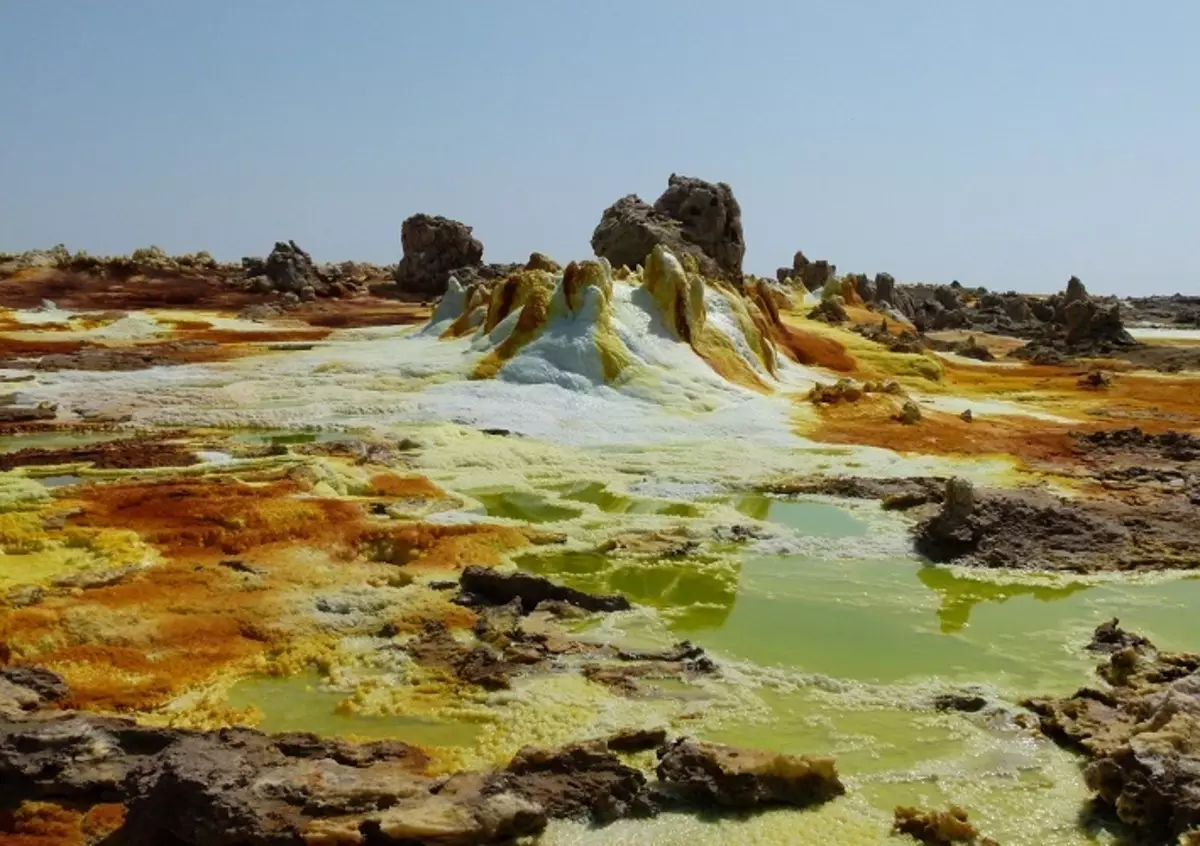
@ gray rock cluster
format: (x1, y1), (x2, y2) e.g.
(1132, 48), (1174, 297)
(591, 174), (745, 281)
(238, 241), (380, 300)
(777, 252), (836, 292)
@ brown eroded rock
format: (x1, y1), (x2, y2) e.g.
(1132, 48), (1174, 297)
(1024, 621), (1200, 842)
(892, 804), (997, 844)
(655, 738), (845, 809)
(263, 239), (322, 294)
(914, 478), (1200, 573)
(0, 701), (851, 843)
(499, 740), (652, 823)
(394, 213), (486, 296)
(591, 174), (744, 282)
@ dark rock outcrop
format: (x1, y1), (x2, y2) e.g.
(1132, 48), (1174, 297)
(914, 478), (1200, 572)
(1, 702), (847, 843)
(0, 667), (69, 706)
(1014, 276), (1136, 361)
(592, 174), (744, 281)
(778, 251), (837, 292)
(1024, 621), (1200, 842)
(655, 738), (845, 809)
(394, 213), (485, 295)
(500, 741), (652, 823)
(263, 240), (321, 295)
(457, 565), (631, 614)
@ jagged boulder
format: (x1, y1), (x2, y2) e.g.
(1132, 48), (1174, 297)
(656, 739), (844, 809)
(592, 174), (744, 281)
(394, 214), (485, 296)
(264, 240), (322, 295)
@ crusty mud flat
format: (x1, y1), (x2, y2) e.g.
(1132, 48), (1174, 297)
(2, 182), (1200, 845)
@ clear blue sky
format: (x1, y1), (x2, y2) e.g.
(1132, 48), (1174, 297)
(2, 1), (1197, 295)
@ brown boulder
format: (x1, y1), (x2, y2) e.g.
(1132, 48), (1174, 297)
(655, 738), (844, 809)
(591, 174), (744, 281)
(394, 213), (485, 295)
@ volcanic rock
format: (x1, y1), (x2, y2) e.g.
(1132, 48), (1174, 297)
(1024, 621), (1200, 841)
(655, 738), (845, 809)
(394, 213), (485, 296)
(592, 174), (744, 281)
(500, 741), (651, 822)
(457, 565), (631, 614)
(914, 479), (1200, 572)
(0, 667), (69, 708)
(264, 240), (321, 294)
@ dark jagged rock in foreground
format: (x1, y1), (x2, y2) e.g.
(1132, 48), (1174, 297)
(1024, 621), (1200, 843)
(457, 564), (632, 614)
(914, 478), (1200, 572)
(0, 667), (846, 845)
(592, 173), (745, 282)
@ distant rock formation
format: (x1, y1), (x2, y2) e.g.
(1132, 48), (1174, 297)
(777, 252), (836, 293)
(591, 174), (745, 282)
(263, 240), (320, 295)
(393, 214), (486, 296)
(1013, 276), (1135, 361)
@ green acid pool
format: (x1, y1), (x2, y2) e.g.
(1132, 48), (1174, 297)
(223, 494), (1200, 844)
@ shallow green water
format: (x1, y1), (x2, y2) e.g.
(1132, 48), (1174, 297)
(225, 673), (481, 746)
(224, 493), (1200, 844)
(228, 429), (346, 446)
(731, 493), (870, 537)
(520, 496), (1200, 696)
(0, 431), (122, 453)
(472, 489), (583, 523)
(554, 481), (701, 517)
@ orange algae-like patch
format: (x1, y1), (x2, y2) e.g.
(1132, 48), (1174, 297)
(358, 522), (531, 571)
(802, 397), (1083, 468)
(0, 803), (125, 846)
(747, 285), (856, 373)
(0, 467), (532, 710)
(1, 559), (285, 710)
(0, 336), (85, 357)
(776, 323), (856, 372)
(158, 318), (214, 331)
(66, 477), (364, 557)
(366, 473), (447, 499)
(80, 805), (125, 841)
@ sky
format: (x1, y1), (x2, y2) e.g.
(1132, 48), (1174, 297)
(1, 2), (1198, 296)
